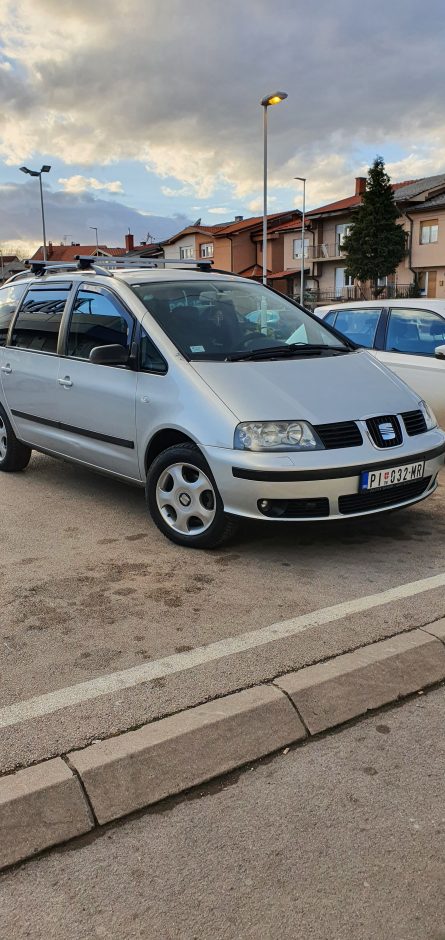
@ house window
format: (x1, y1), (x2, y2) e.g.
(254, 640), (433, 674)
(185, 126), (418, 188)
(420, 220), (438, 244)
(336, 223), (352, 253)
(292, 237), (309, 259)
(179, 246), (194, 259)
(200, 243), (214, 258)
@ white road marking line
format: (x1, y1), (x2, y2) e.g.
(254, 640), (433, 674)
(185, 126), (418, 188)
(2, 572), (445, 730)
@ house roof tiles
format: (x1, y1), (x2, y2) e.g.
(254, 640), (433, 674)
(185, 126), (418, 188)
(30, 245), (126, 262)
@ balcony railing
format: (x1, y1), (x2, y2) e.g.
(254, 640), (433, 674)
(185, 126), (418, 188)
(297, 284), (414, 309)
(293, 242), (345, 261)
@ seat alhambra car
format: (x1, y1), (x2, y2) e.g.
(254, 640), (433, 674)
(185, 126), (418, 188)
(0, 259), (444, 548)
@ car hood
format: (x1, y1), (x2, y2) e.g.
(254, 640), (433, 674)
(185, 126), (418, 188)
(191, 350), (419, 423)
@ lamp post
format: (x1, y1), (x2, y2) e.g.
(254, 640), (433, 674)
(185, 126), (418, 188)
(294, 177), (306, 304)
(261, 92), (288, 286)
(19, 165), (51, 261)
(89, 226), (99, 252)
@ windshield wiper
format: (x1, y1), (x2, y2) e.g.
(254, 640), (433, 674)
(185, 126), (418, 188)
(225, 343), (348, 362)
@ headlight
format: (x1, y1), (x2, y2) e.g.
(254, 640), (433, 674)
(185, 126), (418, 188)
(419, 400), (437, 430)
(234, 421), (322, 451)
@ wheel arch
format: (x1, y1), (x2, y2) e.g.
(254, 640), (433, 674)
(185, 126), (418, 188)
(144, 428), (199, 474)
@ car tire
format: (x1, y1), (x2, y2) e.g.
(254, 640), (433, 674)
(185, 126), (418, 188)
(146, 442), (238, 549)
(0, 404), (32, 472)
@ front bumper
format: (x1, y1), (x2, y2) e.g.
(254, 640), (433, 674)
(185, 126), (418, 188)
(203, 430), (445, 521)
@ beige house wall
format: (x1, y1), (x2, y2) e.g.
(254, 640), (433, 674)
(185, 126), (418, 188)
(163, 234), (197, 260)
(213, 238), (232, 270)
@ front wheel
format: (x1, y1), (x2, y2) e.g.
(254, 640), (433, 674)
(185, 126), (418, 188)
(146, 443), (238, 548)
(0, 404), (32, 472)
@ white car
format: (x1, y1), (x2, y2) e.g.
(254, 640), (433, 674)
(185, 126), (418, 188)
(315, 299), (445, 427)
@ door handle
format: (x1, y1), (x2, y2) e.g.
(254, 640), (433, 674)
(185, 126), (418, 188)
(1, 364), (12, 374)
(58, 376), (73, 388)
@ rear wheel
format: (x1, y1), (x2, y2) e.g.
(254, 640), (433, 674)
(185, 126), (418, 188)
(146, 442), (238, 548)
(0, 404), (32, 472)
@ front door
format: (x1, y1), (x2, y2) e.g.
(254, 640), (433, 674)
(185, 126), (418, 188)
(56, 284), (140, 479)
(1, 283), (71, 450)
(376, 305), (445, 427)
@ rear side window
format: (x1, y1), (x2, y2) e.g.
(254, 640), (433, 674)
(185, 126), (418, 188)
(332, 308), (382, 348)
(324, 311), (337, 326)
(386, 307), (445, 356)
(0, 283), (26, 345)
(11, 286), (71, 353)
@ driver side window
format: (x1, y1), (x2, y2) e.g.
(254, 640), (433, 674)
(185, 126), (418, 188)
(67, 289), (134, 360)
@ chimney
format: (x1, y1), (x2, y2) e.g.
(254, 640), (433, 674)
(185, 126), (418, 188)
(47, 241), (53, 258)
(234, 215), (243, 222)
(355, 177), (366, 196)
(125, 232), (134, 252)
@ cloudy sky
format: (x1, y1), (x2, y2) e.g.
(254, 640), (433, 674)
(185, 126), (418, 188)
(1, 0), (445, 254)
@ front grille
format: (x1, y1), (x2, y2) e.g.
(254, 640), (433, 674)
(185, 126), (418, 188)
(366, 415), (403, 448)
(258, 497), (330, 518)
(338, 477), (432, 515)
(314, 421), (363, 449)
(402, 409), (427, 436)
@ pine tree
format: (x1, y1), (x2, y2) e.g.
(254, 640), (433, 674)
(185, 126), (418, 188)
(341, 157), (407, 299)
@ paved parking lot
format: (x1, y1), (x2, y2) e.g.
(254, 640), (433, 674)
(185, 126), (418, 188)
(1, 452), (445, 772)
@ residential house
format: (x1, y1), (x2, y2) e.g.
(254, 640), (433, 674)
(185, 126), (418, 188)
(30, 242), (127, 262)
(162, 210), (301, 277)
(395, 175), (445, 299)
(0, 254), (27, 284)
(272, 174), (445, 302)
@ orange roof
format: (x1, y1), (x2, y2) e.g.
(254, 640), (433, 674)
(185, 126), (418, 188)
(30, 245), (126, 261)
(238, 263), (271, 278)
(164, 224), (229, 245)
(213, 211), (299, 237)
(273, 179), (422, 233)
(268, 268), (302, 280)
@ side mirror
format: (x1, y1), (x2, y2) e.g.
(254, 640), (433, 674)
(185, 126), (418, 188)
(89, 344), (129, 366)
(435, 344), (445, 360)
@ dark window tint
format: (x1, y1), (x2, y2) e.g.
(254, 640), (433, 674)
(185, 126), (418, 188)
(67, 289), (134, 360)
(140, 328), (167, 373)
(11, 287), (70, 352)
(386, 307), (445, 356)
(332, 308), (382, 348)
(0, 284), (26, 345)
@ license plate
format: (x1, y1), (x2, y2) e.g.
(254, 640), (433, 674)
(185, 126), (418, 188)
(360, 461), (425, 491)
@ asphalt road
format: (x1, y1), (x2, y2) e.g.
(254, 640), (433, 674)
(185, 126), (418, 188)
(2, 686), (444, 940)
(1, 453), (445, 772)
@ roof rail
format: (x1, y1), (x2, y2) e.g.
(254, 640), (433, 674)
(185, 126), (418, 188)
(76, 255), (214, 272)
(5, 255), (216, 285)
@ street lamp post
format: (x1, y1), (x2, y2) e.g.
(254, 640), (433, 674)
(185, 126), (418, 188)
(261, 92), (288, 286)
(89, 226), (99, 252)
(294, 177), (306, 305)
(19, 165), (51, 261)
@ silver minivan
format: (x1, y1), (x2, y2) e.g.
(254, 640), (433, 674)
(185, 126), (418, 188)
(0, 260), (444, 548)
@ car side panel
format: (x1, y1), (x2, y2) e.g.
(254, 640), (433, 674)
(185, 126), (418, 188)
(372, 349), (445, 427)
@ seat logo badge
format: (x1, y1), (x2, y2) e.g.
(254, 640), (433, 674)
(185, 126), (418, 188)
(379, 421), (396, 440)
(179, 492), (192, 507)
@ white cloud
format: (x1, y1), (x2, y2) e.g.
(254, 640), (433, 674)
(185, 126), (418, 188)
(207, 207), (230, 215)
(58, 175), (123, 194)
(1, 0), (445, 211)
(161, 185), (192, 197)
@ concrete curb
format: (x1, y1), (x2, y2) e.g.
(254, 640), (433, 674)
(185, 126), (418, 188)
(1, 625), (445, 871)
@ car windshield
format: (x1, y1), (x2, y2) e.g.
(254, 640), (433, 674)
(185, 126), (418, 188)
(131, 280), (349, 360)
